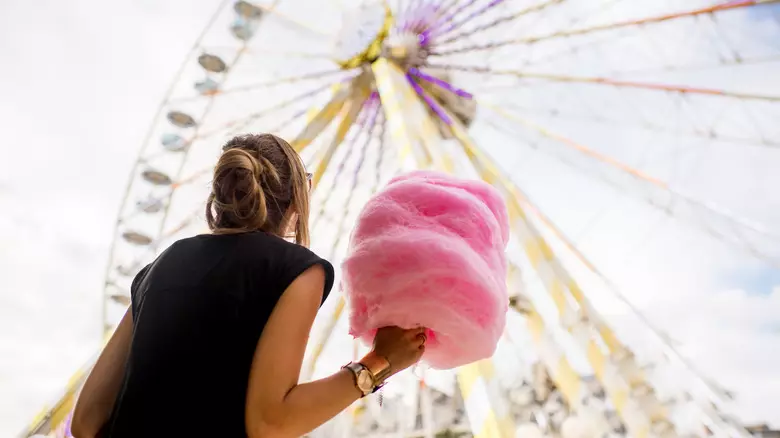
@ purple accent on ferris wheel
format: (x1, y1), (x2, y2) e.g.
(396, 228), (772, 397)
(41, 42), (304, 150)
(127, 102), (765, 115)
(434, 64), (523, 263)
(397, 0), (417, 32)
(400, 1), (423, 32)
(434, 0), (506, 38)
(401, 2), (440, 34)
(408, 68), (473, 99)
(420, 0), (480, 43)
(406, 73), (453, 125)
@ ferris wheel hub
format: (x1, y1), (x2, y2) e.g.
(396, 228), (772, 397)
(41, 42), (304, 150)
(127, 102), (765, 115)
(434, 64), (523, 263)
(384, 31), (428, 69)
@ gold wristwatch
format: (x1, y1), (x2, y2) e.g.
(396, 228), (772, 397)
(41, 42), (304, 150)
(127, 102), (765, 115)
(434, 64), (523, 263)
(343, 352), (392, 397)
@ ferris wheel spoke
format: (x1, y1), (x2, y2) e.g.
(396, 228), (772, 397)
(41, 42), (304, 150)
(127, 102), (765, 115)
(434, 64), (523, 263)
(205, 46), (338, 61)
(326, 105), (384, 259)
(433, 101), (623, 354)
(428, 0), (779, 57)
(429, 0), (565, 46)
(199, 80), (341, 139)
(497, 0), (625, 57)
(390, 90), (593, 430)
(607, 55), (780, 76)
(502, 7), (780, 76)
(253, 0), (330, 38)
(484, 104), (780, 267)
(491, 102), (780, 148)
(435, 106), (681, 437)
(310, 99), (379, 231)
(169, 68), (352, 105)
(398, 0), (428, 31)
(511, 37), (780, 75)
(502, 0), (624, 54)
(511, 189), (748, 429)
(422, 0), (512, 43)
(290, 79), (359, 153)
(310, 84), (372, 188)
(420, 0), (482, 36)
(479, 85), (776, 162)
(445, 108), (756, 437)
(414, 0), (462, 33)
(370, 113), (390, 195)
(266, 101), (325, 137)
(427, 63), (780, 102)
(470, 77), (779, 150)
(393, 0), (415, 30)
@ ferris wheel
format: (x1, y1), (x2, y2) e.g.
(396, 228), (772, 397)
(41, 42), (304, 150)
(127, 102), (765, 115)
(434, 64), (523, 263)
(23, 0), (780, 437)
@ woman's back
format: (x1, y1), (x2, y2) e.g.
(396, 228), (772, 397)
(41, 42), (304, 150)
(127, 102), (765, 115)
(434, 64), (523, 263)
(104, 231), (333, 437)
(73, 134), (424, 438)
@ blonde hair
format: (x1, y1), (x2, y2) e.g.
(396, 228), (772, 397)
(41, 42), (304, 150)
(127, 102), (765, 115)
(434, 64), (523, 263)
(206, 133), (310, 247)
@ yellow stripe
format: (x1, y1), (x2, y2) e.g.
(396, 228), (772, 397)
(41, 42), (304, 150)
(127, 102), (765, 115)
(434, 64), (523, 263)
(477, 358), (495, 380)
(556, 357), (581, 400)
(524, 240), (543, 268)
(372, 58), (412, 163)
(372, 58), (435, 168)
(456, 363), (481, 400)
(474, 410), (501, 438)
(305, 107), (319, 123)
(290, 81), (353, 152)
(311, 86), (370, 188)
(550, 278), (568, 314)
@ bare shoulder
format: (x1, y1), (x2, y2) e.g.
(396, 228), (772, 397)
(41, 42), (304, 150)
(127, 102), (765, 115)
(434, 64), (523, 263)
(278, 263), (327, 308)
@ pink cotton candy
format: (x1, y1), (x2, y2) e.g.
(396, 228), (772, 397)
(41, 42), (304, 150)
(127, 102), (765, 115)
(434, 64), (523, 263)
(342, 170), (510, 369)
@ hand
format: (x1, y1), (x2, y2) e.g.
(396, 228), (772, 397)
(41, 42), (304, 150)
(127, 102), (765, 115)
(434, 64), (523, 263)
(371, 326), (426, 376)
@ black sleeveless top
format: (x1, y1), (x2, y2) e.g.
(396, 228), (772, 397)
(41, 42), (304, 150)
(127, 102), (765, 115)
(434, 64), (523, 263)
(103, 231), (334, 437)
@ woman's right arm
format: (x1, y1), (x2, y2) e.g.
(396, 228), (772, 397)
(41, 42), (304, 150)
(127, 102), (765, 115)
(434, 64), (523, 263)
(245, 265), (424, 438)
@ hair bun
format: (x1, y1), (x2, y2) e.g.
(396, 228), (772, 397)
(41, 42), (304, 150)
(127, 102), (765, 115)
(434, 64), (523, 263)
(206, 133), (310, 245)
(210, 148), (268, 230)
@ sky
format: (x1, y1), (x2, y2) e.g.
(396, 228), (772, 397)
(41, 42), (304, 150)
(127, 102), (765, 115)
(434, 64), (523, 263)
(0, 0), (215, 433)
(0, 0), (779, 436)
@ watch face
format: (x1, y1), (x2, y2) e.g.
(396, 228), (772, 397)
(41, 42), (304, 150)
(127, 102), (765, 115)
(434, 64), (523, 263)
(332, 1), (387, 62)
(356, 369), (374, 392)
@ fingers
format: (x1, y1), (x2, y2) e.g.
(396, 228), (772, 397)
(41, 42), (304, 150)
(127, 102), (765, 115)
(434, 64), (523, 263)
(412, 329), (427, 350)
(415, 342), (426, 360)
(372, 327), (427, 371)
(377, 326), (428, 353)
(404, 327), (426, 339)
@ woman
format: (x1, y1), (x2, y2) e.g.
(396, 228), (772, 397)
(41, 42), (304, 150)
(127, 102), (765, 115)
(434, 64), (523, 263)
(72, 133), (426, 438)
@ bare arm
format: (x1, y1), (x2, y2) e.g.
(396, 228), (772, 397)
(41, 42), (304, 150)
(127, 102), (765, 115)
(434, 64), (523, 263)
(71, 308), (133, 438)
(245, 264), (362, 438)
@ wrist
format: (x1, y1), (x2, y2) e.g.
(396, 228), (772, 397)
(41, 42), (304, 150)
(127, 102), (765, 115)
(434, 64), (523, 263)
(360, 351), (392, 383)
(341, 367), (365, 398)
